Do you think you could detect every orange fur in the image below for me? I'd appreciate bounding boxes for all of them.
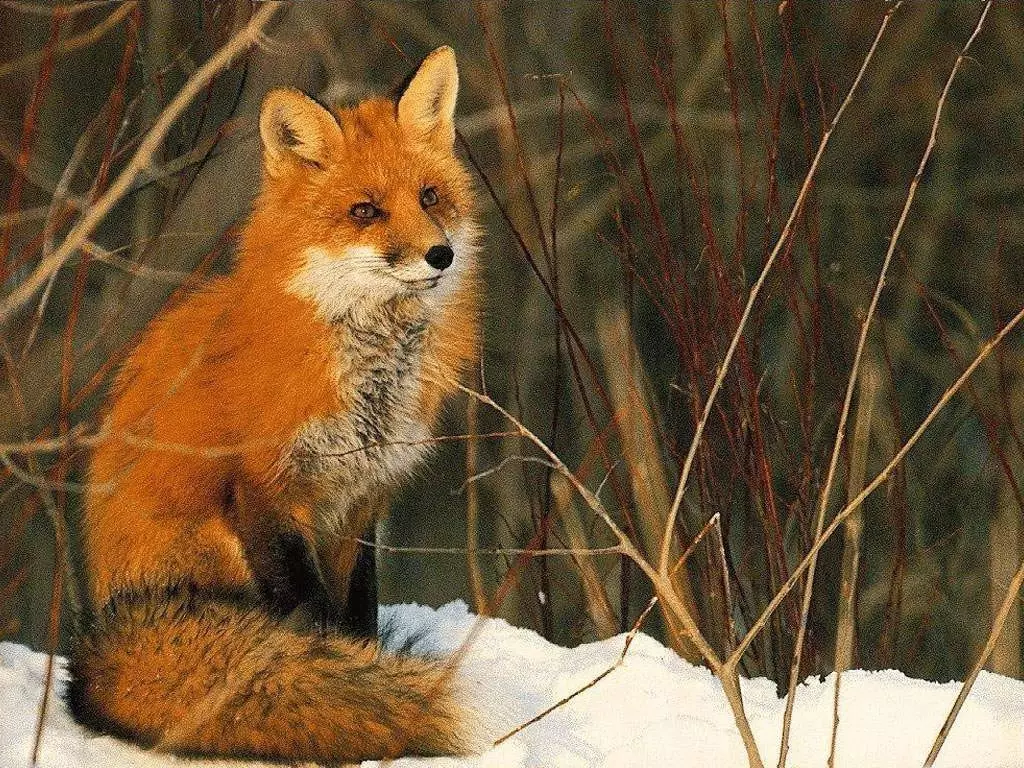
[69,47,482,761]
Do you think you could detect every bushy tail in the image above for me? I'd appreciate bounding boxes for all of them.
[66,585,473,762]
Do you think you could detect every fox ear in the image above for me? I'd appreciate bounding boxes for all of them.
[259,88,339,176]
[397,46,458,148]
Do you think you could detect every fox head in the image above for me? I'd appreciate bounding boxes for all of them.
[248,46,478,321]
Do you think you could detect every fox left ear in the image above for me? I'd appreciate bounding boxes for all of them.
[397,46,459,148]
[260,88,340,177]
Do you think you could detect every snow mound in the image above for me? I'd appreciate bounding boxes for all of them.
[2,601,1022,768]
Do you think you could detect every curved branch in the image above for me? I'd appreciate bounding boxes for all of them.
[0,2,281,328]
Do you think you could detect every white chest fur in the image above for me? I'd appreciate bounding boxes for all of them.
[286,306,433,519]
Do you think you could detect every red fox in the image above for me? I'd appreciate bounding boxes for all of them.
[66,46,483,762]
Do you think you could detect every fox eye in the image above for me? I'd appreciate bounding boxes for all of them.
[350,202,381,221]
[420,186,439,208]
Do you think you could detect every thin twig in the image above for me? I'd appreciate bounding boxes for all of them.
[0,1,136,80]
[348,537,623,558]
[730,301,1024,665]
[713,511,736,656]
[0,428,519,459]
[0,452,106,493]
[0,2,282,327]
[658,0,903,574]
[0,425,91,454]
[456,454,559,493]
[324,431,519,460]
[777,4,990,763]
[922,554,1024,766]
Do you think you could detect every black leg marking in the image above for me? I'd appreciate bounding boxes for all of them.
[257,530,327,617]
[341,532,378,638]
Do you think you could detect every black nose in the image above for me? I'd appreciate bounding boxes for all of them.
[424,244,454,271]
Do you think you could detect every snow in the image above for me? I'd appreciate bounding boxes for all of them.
[1,601,1022,768]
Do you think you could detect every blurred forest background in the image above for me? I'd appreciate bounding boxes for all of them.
[0,0,1022,697]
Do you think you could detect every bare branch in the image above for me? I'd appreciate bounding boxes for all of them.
[778,3,992,762]
[731,300,1024,664]
[658,0,905,574]
[0,1,137,81]
[0,2,283,327]
[923,554,1024,766]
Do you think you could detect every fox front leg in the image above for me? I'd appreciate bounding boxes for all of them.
[315,520,379,639]
[228,484,333,617]
[231,482,379,635]
[341,528,378,638]
[244,521,376,638]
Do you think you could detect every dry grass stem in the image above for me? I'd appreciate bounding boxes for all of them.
[465,389,488,614]
[989,355,1023,677]
[596,308,700,659]
[828,364,880,768]
[552,474,618,638]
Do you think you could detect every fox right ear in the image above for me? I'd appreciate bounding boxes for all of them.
[397,46,458,148]
[259,88,339,176]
